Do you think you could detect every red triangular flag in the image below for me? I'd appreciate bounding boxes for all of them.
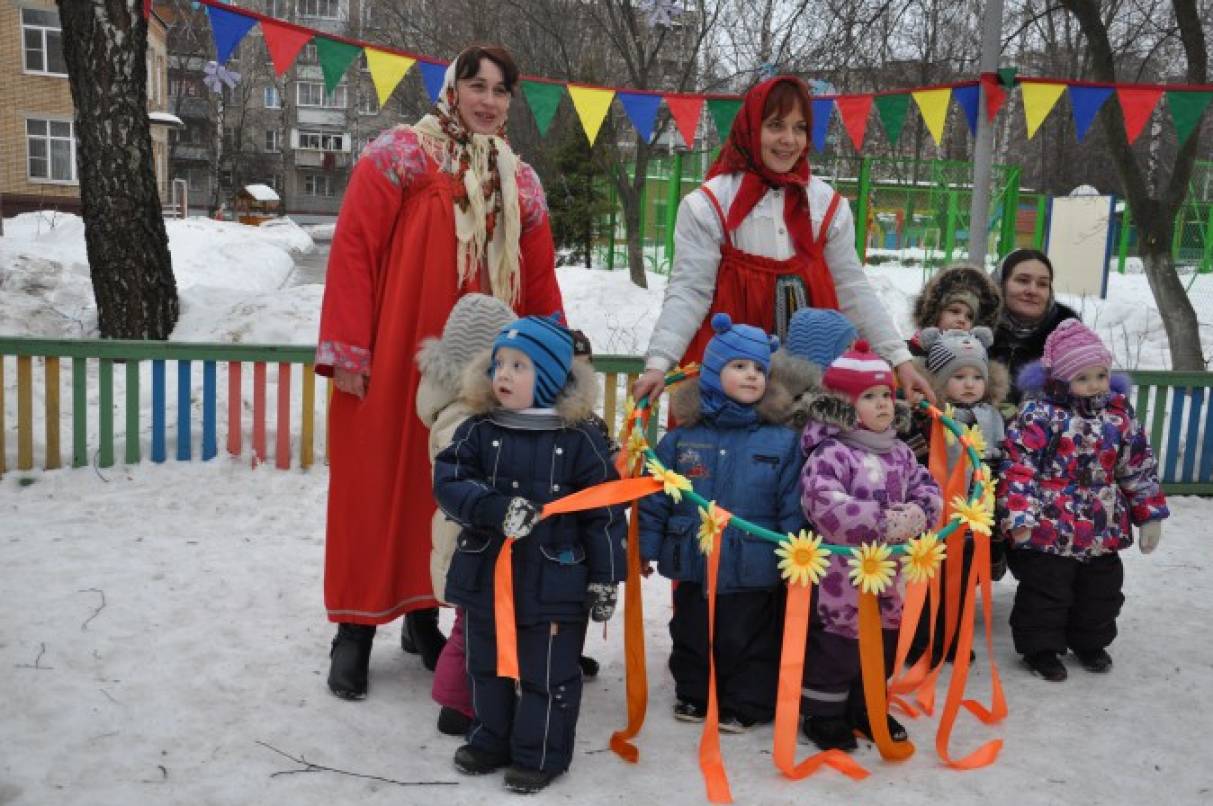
[835,94,874,150]
[665,95,705,147]
[981,74,1006,122]
[262,20,313,77]
[1116,86,1164,144]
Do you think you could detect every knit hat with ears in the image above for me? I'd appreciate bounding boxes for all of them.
[785,308,858,369]
[491,314,575,407]
[822,339,894,401]
[1041,318,1113,382]
[700,313,779,398]
[922,326,993,383]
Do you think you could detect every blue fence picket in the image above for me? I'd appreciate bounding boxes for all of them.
[1182,387,1204,483]
[152,360,166,463]
[203,361,217,461]
[1164,387,1187,483]
[177,360,192,461]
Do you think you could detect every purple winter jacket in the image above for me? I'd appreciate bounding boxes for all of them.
[799,396,942,640]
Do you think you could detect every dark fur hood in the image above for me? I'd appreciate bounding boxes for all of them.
[798,391,915,450]
[461,350,597,424]
[913,264,1002,330]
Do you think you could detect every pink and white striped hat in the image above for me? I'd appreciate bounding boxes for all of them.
[822,340,894,400]
[1042,319,1113,381]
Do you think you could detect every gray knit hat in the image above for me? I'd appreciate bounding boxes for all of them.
[921,326,993,382]
[416,293,516,394]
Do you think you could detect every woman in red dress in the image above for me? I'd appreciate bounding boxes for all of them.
[315,45,564,699]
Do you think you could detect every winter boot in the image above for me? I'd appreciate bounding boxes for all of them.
[851,710,909,743]
[401,608,447,671]
[1074,648,1113,673]
[578,654,600,678]
[453,744,510,775]
[673,699,707,723]
[801,715,858,752]
[327,623,376,700]
[1025,650,1068,682]
[718,711,755,734]
[504,765,562,794]
[437,706,472,736]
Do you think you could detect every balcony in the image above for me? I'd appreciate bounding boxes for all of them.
[293,150,351,169]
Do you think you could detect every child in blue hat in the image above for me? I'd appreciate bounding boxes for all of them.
[638,313,807,732]
[433,314,627,794]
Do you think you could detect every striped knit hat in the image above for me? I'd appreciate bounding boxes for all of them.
[1042,318,1112,382]
[700,313,779,399]
[922,326,992,383]
[822,339,894,401]
[785,308,857,369]
[492,315,574,407]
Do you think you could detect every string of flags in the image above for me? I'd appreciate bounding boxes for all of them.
[197,0,1213,151]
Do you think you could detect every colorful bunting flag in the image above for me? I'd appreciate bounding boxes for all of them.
[1116,86,1163,144]
[315,37,361,95]
[953,84,980,135]
[835,94,874,151]
[204,3,256,65]
[419,61,448,104]
[618,92,661,143]
[1068,85,1113,142]
[912,87,952,146]
[261,20,312,78]
[522,81,565,137]
[707,98,742,140]
[665,95,705,147]
[873,93,910,145]
[1021,81,1066,139]
[365,49,415,107]
[980,74,1007,122]
[1166,90,1213,146]
[568,85,615,145]
[810,98,833,152]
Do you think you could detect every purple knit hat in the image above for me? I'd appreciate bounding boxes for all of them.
[1042,319,1113,381]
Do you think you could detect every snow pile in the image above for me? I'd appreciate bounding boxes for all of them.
[556,267,667,355]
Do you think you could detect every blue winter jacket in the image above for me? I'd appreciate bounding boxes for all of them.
[638,390,806,594]
[434,407,627,625]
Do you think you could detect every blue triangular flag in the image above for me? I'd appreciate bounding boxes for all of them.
[1068,85,1114,142]
[618,92,661,143]
[204,4,257,65]
[419,62,447,104]
[954,84,980,135]
[811,98,833,152]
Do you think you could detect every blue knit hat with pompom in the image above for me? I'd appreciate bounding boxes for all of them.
[700,313,779,399]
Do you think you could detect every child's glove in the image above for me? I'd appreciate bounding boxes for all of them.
[884,503,927,544]
[586,582,618,622]
[1138,521,1163,554]
[503,497,541,538]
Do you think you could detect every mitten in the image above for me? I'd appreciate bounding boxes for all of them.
[502,497,541,538]
[1138,521,1162,554]
[884,503,927,544]
[585,582,618,622]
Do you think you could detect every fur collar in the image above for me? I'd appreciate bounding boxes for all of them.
[1017,360,1131,400]
[667,378,786,428]
[461,349,597,425]
[799,391,914,452]
[912,264,1003,330]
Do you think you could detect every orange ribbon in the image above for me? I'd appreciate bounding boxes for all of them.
[493,537,519,680]
[539,476,664,517]
[773,583,870,781]
[610,500,649,763]
[857,592,915,762]
[698,522,733,804]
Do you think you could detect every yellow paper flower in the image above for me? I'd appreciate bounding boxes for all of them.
[901,531,947,584]
[697,501,731,555]
[624,428,649,475]
[942,404,958,445]
[776,530,830,587]
[963,423,987,457]
[951,494,993,537]
[645,459,692,503]
[847,542,897,595]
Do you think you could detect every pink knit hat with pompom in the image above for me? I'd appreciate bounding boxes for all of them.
[1042,319,1113,381]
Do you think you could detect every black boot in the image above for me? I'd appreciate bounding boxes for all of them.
[1025,650,1068,682]
[327,623,376,700]
[437,706,472,736]
[801,716,858,752]
[1074,648,1113,673]
[401,608,447,671]
[504,765,562,794]
[454,744,510,775]
[851,710,909,743]
[578,654,600,678]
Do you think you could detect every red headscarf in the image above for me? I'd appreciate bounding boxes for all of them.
[705,76,815,257]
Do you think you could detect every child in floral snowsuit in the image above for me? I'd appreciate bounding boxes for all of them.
[997,319,1168,682]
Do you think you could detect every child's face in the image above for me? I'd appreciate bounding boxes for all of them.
[855,385,894,431]
[492,347,536,410]
[574,353,593,367]
[936,302,974,331]
[944,366,986,405]
[1069,365,1110,398]
[720,359,766,404]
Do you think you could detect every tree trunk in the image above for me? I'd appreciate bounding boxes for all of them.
[57,0,178,340]
[1140,215,1206,369]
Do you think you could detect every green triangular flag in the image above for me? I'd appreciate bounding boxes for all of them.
[1166,90,1213,146]
[997,67,1018,88]
[707,98,742,140]
[315,37,362,95]
[522,81,564,137]
[873,93,911,145]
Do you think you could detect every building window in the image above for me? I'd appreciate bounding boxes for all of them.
[265,0,288,16]
[296,81,347,108]
[296,130,347,151]
[26,118,76,182]
[358,88,379,115]
[188,169,207,193]
[298,43,318,64]
[22,8,67,76]
[265,129,281,152]
[264,86,282,109]
[298,0,341,20]
[303,173,335,197]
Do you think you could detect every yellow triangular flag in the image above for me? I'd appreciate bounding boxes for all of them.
[567,84,616,145]
[365,48,415,107]
[1021,81,1067,139]
[911,88,952,147]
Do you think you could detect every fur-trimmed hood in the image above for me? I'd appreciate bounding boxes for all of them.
[1016,359,1132,404]
[798,391,914,453]
[761,349,824,428]
[460,349,597,424]
[666,378,788,428]
[912,264,1002,330]
[913,355,1011,407]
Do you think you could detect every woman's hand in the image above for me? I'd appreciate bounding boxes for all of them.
[895,361,935,406]
[333,367,369,399]
[632,368,666,405]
